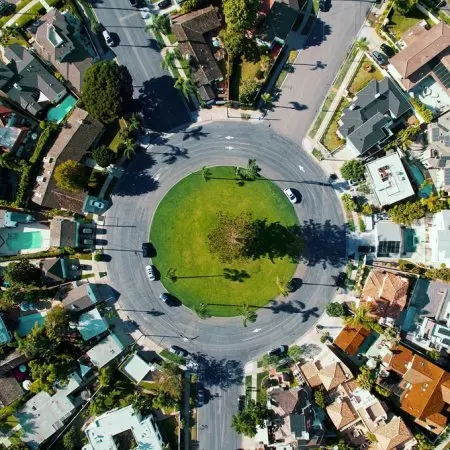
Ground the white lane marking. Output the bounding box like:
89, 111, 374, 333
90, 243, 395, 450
298, 165, 305, 173
252, 328, 262, 333
225, 136, 234, 140
225, 146, 234, 151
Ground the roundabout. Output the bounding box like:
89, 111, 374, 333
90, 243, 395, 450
150, 166, 299, 317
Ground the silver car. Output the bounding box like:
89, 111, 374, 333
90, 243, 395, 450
146, 265, 156, 281
283, 188, 297, 204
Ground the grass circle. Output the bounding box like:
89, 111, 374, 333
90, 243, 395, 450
150, 166, 299, 317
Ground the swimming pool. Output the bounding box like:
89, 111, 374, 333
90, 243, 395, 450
6, 231, 43, 252
46, 94, 77, 123
407, 162, 433, 198
17, 312, 45, 337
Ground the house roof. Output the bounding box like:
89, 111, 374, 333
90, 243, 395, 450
334, 325, 371, 356
319, 361, 352, 391
430, 210, 450, 263
121, 353, 151, 384
172, 6, 222, 90
390, 22, 450, 79
257, 1, 297, 44
326, 397, 358, 430
86, 333, 124, 368
299, 361, 322, 388
63, 283, 98, 313
374, 416, 414, 450
376, 220, 402, 243
338, 78, 411, 154
49, 218, 77, 247
271, 388, 303, 416
29, 9, 94, 93
77, 308, 108, 341
0, 349, 27, 376
361, 270, 409, 319
0, 376, 23, 407
32, 107, 103, 212
0, 44, 66, 116
40, 257, 67, 282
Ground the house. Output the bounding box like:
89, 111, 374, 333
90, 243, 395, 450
375, 220, 403, 258
16, 372, 83, 449
83, 405, 165, 450
338, 78, 412, 156
63, 283, 111, 314
0, 375, 23, 407
0, 314, 11, 345
49, 217, 77, 247
31, 107, 104, 212
360, 269, 410, 322
76, 308, 108, 341
429, 210, 450, 266
172, 6, 223, 103
29, 8, 95, 94
86, 333, 124, 369
120, 353, 156, 384
0, 349, 27, 376
267, 386, 325, 447
380, 344, 450, 434
40, 256, 70, 283
333, 324, 371, 356
366, 152, 415, 206
0, 103, 31, 154
0, 44, 66, 116
389, 22, 450, 93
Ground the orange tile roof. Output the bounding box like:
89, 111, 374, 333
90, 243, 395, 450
383, 344, 414, 375
334, 325, 371, 356
374, 416, 414, 450
319, 362, 352, 391
326, 397, 358, 430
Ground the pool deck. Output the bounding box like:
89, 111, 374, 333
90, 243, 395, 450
0, 223, 50, 256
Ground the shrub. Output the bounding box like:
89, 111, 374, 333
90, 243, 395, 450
341, 159, 365, 181
410, 98, 433, 123
375, 385, 390, 397
359, 217, 366, 232
361, 203, 374, 216
29, 122, 60, 164
341, 193, 357, 212
314, 388, 326, 408
55, 160, 88, 192
326, 302, 345, 317
13, 163, 31, 208
92, 145, 116, 168
239, 79, 260, 106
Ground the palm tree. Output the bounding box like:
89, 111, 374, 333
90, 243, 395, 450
241, 303, 257, 327
165, 267, 177, 282
276, 276, 289, 297
344, 303, 373, 328
355, 37, 369, 52
194, 303, 210, 319
122, 138, 136, 160
397, 134, 413, 151
161, 51, 176, 70
128, 113, 141, 133
146, 14, 171, 36
201, 166, 211, 181
174, 76, 196, 98
261, 93, 273, 106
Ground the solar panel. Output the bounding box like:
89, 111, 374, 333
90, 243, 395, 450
377, 240, 400, 255
444, 135, 450, 147
438, 327, 450, 337
434, 62, 450, 89
442, 337, 450, 346
431, 127, 440, 142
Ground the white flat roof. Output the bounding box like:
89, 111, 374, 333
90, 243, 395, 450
366, 153, 415, 206
122, 354, 151, 383
84, 405, 164, 450
86, 333, 124, 369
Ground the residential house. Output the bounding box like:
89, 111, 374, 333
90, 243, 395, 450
16, 372, 84, 449
389, 22, 450, 94
76, 308, 108, 341
120, 353, 157, 384
31, 107, 104, 212
380, 344, 450, 434
49, 217, 77, 247
267, 385, 325, 448
338, 78, 412, 156
172, 6, 223, 103
85, 333, 124, 369
0, 375, 23, 408
375, 220, 403, 258
63, 283, 112, 314
83, 405, 165, 450
0, 44, 66, 116
429, 210, 450, 266
29, 8, 95, 94
0, 349, 27, 376
40, 256, 71, 283
0, 103, 33, 154
333, 324, 371, 356
366, 152, 415, 207
360, 269, 410, 324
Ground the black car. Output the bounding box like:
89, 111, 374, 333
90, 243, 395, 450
158, 0, 171, 8
129, 0, 139, 5
287, 278, 302, 293
142, 242, 155, 257
170, 345, 189, 358
319, 0, 328, 11
267, 345, 288, 357
380, 43, 394, 57
371, 50, 387, 65
238, 395, 246, 412
335, 272, 346, 287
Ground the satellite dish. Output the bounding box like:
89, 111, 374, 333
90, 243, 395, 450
23, 380, 32, 391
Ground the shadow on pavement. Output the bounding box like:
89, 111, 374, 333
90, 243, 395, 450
196, 354, 244, 390
304, 18, 332, 49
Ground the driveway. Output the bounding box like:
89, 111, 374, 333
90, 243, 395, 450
267, 0, 372, 145
93, 0, 191, 131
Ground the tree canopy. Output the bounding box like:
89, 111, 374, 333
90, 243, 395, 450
223, 0, 259, 31
356, 366, 376, 391
326, 302, 346, 317
4, 259, 41, 287
55, 160, 88, 192
394, 0, 417, 14
340, 159, 365, 181
388, 201, 426, 226
287, 345, 302, 362
239, 79, 259, 105
219, 29, 247, 58
231, 399, 270, 437
92, 145, 116, 168
82, 61, 133, 123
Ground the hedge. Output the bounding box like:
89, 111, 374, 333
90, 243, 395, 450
0, 246, 77, 262
410, 98, 433, 123
29, 123, 60, 164
13, 163, 31, 208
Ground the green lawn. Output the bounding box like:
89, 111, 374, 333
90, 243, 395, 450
13, 2, 44, 28
322, 98, 350, 152
150, 166, 299, 317
387, 7, 431, 40
348, 59, 384, 95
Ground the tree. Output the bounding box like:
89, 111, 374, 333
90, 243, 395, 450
55, 160, 88, 192
422, 193, 445, 214
175, 76, 197, 98
82, 61, 133, 123
427, 348, 440, 361
0, 153, 21, 171
0, 286, 26, 310
394, 0, 417, 15
356, 366, 376, 391
219, 29, 247, 58
261, 92, 273, 106
17, 323, 55, 359
239, 79, 259, 105
121, 138, 137, 160
388, 201, 426, 226
314, 388, 326, 408
340, 159, 365, 181
4, 259, 41, 287
337, 440, 357, 450
243, 158, 261, 180
361, 203, 374, 216
194, 302, 211, 319
45, 307, 69, 342
201, 166, 211, 182
415, 432, 434, 450
161, 51, 176, 70
98, 366, 113, 387
153, 362, 183, 402
223, 0, 259, 32
92, 145, 115, 168
128, 113, 141, 133
260, 354, 281, 369
326, 302, 346, 317
287, 345, 302, 362
241, 303, 257, 327
355, 37, 369, 52
208, 212, 257, 262
231, 399, 270, 437
344, 303, 373, 329
62, 426, 78, 450
146, 13, 171, 35
341, 193, 357, 212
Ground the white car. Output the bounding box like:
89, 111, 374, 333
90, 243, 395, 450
90, 199, 104, 209
102, 29, 114, 47
146, 265, 156, 281
283, 188, 297, 204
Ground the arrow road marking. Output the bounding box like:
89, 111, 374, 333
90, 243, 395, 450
225, 136, 234, 140
225, 146, 234, 151
252, 328, 262, 333
298, 165, 305, 173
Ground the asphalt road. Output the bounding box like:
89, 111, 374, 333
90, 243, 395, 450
93, 0, 191, 131
104, 121, 346, 449
268, 0, 372, 145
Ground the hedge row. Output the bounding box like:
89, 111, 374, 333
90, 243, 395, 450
29, 123, 60, 164
410, 98, 433, 124
0, 246, 78, 262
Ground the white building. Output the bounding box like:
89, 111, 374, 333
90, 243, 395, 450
429, 210, 450, 266
366, 153, 415, 207
86, 333, 124, 369
83, 405, 165, 450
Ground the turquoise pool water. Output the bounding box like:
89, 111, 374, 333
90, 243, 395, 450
407, 162, 433, 198
404, 228, 418, 253
46, 94, 77, 123
6, 231, 43, 252
17, 312, 45, 337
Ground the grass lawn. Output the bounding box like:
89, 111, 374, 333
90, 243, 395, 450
14, 2, 45, 28
348, 59, 384, 95
150, 166, 298, 317
0, 415, 18, 433
256, 372, 268, 404
241, 59, 261, 81
322, 98, 350, 152
387, 7, 431, 40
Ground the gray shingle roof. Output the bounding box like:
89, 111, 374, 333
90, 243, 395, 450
0, 376, 23, 407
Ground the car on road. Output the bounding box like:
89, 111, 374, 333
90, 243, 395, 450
335, 272, 346, 287
102, 29, 114, 47
158, 0, 171, 8
371, 50, 386, 65
159, 293, 170, 303
238, 395, 246, 411
146, 265, 156, 281
283, 188, 297, 204
267, 345, 288, 356
142, 242, 154, 257
319, 0, 328, 11
89, 199, 104, 209
380, 43, 394, 57
170, 345, 188, 358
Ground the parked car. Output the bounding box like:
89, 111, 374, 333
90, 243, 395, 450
267, 345, 288, 357
82, 228, 93, 234
380, 43, 394, 57
170, 345, 188, 358
238, 395, 246, 411
129, 0, 139, 6
159, 293, 170, 303
82, 239, 93, 245
90, 199, 104, 209
335, 272, 346, 287
283, 188, 297, 204
287, 278, 302, 292
158, 0, 171, 8
371, 50, 386, 65
102, 29, 114, 47
142, 242, 155, 258
146, 265, 156, 281
319, 0, 328, 11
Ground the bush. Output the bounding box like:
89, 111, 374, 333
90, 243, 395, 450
361, 203, 374, 216
340, 159, 365, 181
410, 98, 433, 123
326, 302, 345, 317
314, 388, 326, 408
341, 193, 357, 212
13, 163, 31, 208
29, 122, 60, 164
93, 251, 102, 262
55, 160, 88, 192
239, 79, 260, 106
359, 217, 366, 232
375, 385, 390, 397
312, 148, 324, 161
92, 145, 116, 168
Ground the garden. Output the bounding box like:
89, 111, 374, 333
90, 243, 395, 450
150, 165, 301, 317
